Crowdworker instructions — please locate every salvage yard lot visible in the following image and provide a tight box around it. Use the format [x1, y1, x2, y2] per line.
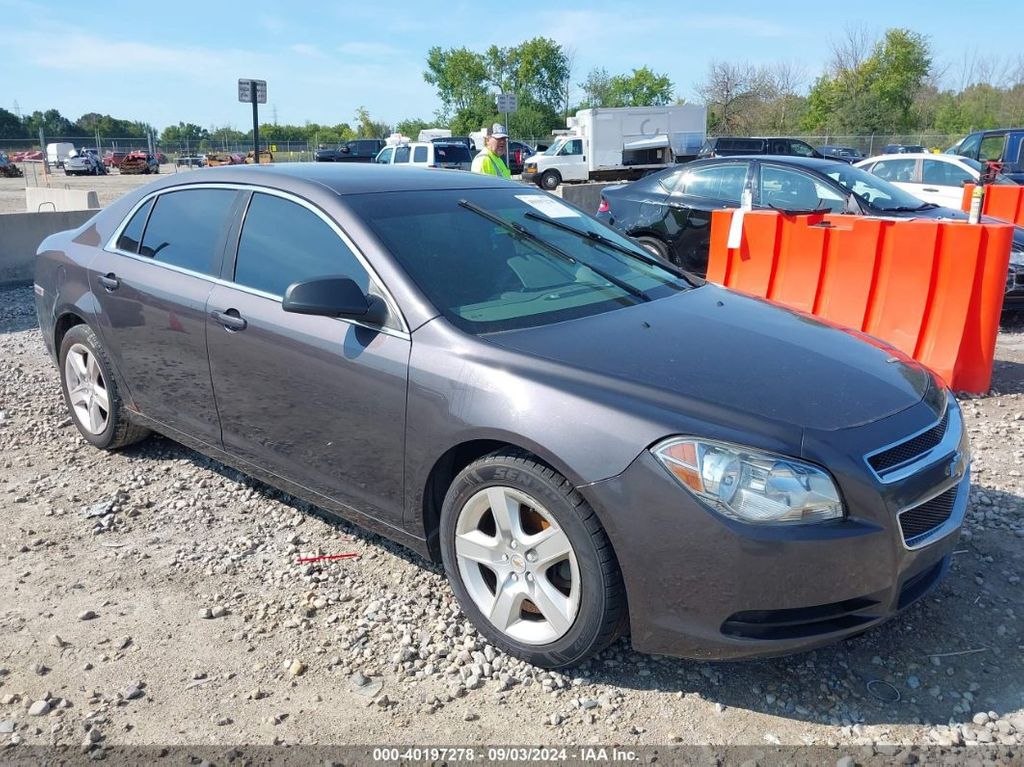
[0, 166, 185, 214]
[1, 302, 1023, 753]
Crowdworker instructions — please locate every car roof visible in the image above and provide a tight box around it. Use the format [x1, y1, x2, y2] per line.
[140, 162, 508, 195]
[692, 155, 846, 171]
[858, 153, 957, 162]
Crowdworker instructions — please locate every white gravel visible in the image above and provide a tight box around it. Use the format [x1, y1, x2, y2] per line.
[0, 285, 1022, 754]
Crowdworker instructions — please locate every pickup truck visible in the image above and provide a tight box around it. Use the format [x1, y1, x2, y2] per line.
[315, 139, 385, 162]
[947, 129, 1024, 184]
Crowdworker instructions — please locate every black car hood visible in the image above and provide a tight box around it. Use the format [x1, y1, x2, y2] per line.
[880, 204, 1024, 249]
[487, 285, 932, 432]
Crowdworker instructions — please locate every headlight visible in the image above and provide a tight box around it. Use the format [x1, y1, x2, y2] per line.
[1010, 248, 1024, 267]
[525, 163, 536, 173]
[652, 437, 844, 524]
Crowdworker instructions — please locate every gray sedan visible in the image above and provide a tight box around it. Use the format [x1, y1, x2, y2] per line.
[34, 164, 969, 668]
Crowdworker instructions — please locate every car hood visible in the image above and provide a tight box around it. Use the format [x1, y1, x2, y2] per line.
[485, 285, 933, 432]
[875, 204, 1024, 250]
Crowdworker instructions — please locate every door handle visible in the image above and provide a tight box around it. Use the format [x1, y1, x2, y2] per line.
[211, 309, 247, 331]
[922, 187, 940, 192]
[97, 273, 119, 291]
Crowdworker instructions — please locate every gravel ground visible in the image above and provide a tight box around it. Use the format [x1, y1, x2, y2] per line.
[1, 165, 189, 214]
[1, 285, 1022, 757]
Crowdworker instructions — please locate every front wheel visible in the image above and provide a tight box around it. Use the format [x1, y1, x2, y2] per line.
[634, 235, 672, 265]
[440, 451, 626, 668]
[539, 170, 561, 191]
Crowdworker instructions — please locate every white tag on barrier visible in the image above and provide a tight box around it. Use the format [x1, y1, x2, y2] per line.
[727, 209, 745, 250]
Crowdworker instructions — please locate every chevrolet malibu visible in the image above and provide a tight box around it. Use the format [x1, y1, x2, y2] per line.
[34, 164, 970, 668]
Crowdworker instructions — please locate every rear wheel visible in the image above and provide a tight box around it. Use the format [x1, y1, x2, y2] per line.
[59, 324, 149, 450]
[539, 170, 561, 191]
[634, 235, 672, 265]
[440, 451, 626, 668]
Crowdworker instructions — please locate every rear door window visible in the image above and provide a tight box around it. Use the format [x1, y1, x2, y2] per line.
[234, 193, 369, 297]
[138, 189, 236, 276]
[413, 145, 428, 163]
[394, 146, 410, 163]
[115, 198, 154, 254]
[674, 163, 749, 202]
[870, 158, 917, 183]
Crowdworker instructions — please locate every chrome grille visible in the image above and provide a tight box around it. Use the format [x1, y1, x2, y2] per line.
[868, 410, 949, 475]
[899, 487, 958, 544]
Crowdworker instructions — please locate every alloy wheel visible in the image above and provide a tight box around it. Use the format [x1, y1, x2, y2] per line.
[454, 486, 581, 645]
[64, 343, 110, 435]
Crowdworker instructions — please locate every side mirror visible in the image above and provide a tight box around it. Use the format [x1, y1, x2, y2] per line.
[282, 277, 388, 326]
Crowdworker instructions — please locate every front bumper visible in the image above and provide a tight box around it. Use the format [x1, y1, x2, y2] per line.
[522, 170, 539, 184]
[580, 394, 970, 660]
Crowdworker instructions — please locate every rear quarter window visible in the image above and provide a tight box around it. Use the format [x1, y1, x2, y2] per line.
[115, 198, 154, 254]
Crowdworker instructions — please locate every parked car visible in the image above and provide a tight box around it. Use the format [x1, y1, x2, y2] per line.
[0, 152, 24, 178]
[64, 149, 107, 176]
[36, 164, 970, 667]
[103, 151, 128, 169]
[504, 140, 535, 175]
[855, 153, 1016, 209]
[315, 139, 386, 163]
[374, 141, 473, 170]
[946, 128, 1024, 184]
[46, 142, 76, 169]
[819, 145, 865, 163]
[697, 137, 824, 159]
[882, 144, 926, 155]
[596, 156, 1024, 309]
[432, 136, 475, 151]
[119, 152, 160, 175]
[176, 155, 207, 168]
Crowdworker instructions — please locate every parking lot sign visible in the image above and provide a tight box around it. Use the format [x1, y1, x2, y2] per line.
[495, 93, 518, 113]
[238, 79, 267, 104]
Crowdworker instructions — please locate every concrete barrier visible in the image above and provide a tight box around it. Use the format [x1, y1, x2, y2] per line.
[25, 186, 100, 213]
[0, 210, 95, 286]
[552, 182, 617, 215]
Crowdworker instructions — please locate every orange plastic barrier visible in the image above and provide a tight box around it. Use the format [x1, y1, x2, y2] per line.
[961, 183, 1024, 226]
[707, 210, 1013, 393]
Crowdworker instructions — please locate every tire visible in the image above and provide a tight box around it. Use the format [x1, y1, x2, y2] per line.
[58, 324, 149, 450]
[539, 170, 561, 191]
[634, 236, 674, 266]
[440, 451, 626, 668]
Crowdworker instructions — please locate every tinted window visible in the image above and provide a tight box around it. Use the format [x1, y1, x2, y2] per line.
[871, 159, 916, 182]
[718, 138, 765, 153]
[115, 198, 153, 253]
[394, 146, 410, 163]
[760, 166, 845, 212]
[674, 164, 749, 202]
[434, 145, 471, 163]
[234, 193, 368, 297]
[357, 140, 380, 154]
[413, 145, 428, 163]
[922, 159, 971, 186]
[139, 189, 236, 275]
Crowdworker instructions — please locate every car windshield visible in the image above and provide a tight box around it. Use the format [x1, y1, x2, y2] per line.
[823, 163, 934, 211]
[347, 188, 693, 333]
[543, 139, 566, 156]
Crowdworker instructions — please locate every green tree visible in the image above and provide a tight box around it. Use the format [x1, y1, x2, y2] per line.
[354, 107, 390, 138]
[605, 67, 674, 107]
[424, 46, 489, 123]
[23, 109, 81, 138]
[0, 108, 27, 139]
[160, 122, 209, 145]
[578, 68, 613, 108]
[395, 118, 433, 138]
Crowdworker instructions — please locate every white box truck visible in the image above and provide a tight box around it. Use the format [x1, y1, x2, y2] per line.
[523, 105, 706, 190]
[46, 142, 76, 169]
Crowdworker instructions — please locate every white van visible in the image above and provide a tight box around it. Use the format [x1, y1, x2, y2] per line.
[46, 143, 76, 169]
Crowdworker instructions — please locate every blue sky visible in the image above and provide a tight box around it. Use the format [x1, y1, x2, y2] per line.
[2, 0, 1021, 132]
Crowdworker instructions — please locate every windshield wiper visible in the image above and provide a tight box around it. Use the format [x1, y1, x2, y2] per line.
[885, 203, 939, 212]
[457, 199, 650, 302]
